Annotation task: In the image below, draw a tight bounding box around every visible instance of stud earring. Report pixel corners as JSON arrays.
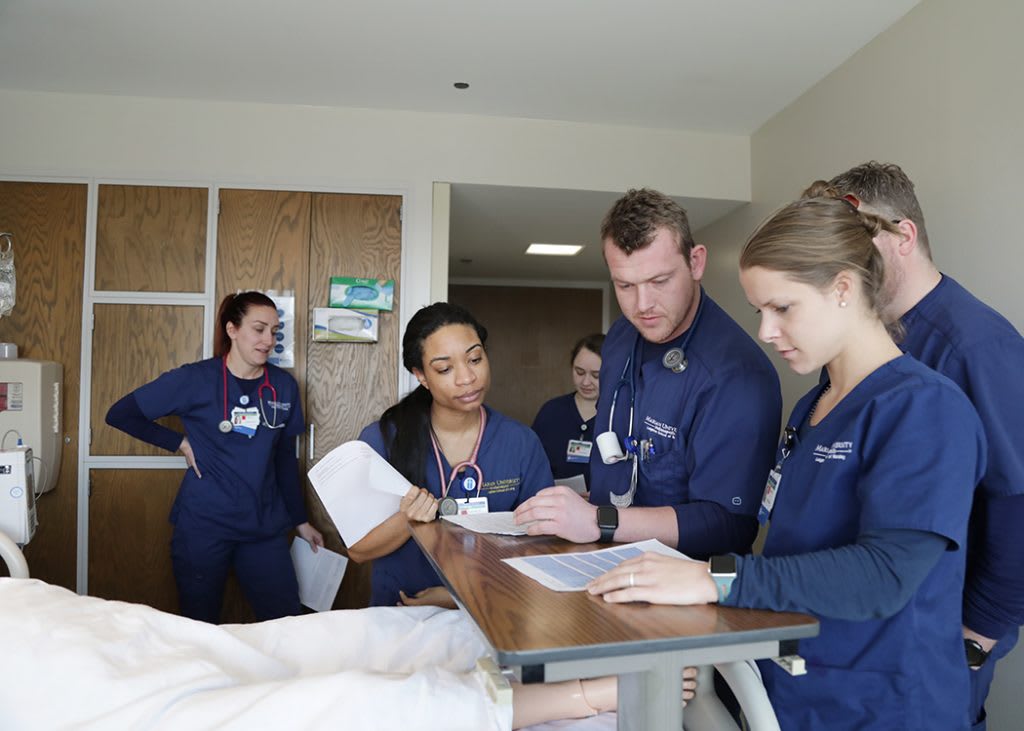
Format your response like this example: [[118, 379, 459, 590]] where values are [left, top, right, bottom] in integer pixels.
[[839, 300, 848, 308]]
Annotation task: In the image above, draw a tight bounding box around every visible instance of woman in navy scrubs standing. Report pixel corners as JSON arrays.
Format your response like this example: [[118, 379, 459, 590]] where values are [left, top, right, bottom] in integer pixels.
[[531, 333, 604, 492], [588, 186, 987, 730], [106, 291, 323, 622], [349, 302, 553, 607]]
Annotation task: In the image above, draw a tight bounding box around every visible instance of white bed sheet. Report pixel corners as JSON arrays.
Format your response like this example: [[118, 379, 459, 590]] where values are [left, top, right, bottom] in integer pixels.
[[0, 578, 511, 731]]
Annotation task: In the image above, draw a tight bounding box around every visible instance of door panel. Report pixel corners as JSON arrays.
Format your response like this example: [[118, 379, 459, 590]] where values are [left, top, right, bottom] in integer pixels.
[[306, 193, 402, 609], [449, 285, 603, 426], [0, 181, 86, 589], [95, 185, 207, 292], [90, 304, 204, 456], [216, 189, 311, 401], [88, 469, 255, 622]]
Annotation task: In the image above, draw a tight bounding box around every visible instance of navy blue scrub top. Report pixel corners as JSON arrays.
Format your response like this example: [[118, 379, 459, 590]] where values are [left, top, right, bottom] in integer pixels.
[[901, 274, 1024, 645], [531, 392, 596, 488], [133, 357, 305, 539], [360, 405, 553, 606], [760, 355, 986, 731], [588, 294, 781, 545]]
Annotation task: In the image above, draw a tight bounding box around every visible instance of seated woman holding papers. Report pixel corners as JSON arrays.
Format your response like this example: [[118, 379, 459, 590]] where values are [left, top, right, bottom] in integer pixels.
[[347, 302, 553, 608]]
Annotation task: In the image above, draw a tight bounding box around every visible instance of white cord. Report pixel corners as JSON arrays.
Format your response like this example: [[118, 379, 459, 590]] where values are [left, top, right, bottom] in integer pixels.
[[1, 428, 22, 450], [31, 454, 46, 498]]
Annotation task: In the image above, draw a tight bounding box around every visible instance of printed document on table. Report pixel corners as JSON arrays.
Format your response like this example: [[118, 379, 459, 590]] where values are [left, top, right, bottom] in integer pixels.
[[290, 537, 348, 612], [307, 440, 412, 546], [442, 511, 536, 535], [503, 539, 694, 592]]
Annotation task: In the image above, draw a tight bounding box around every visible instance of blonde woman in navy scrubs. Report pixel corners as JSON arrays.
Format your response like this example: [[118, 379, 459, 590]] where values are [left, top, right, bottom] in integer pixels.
[[106, 291, 323, 622], [348, 302, 553, 607], [531, 333, 604, 491], [588, 187, 987, 730]]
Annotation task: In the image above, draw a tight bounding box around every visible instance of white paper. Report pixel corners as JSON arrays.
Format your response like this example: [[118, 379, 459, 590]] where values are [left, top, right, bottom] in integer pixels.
[[307, 440, 412, 546], [554, 473, 587, 494], [289, 537, 348, 612], [502, 539, 695, 592], [441, 511, 537, 536]]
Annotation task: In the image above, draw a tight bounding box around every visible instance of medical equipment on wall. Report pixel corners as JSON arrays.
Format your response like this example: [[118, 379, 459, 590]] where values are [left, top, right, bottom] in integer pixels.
[[430, 406, 486, 517], [0, 233, 15, 318], [595, 297, 705, 506], [0, 447, 37, 545], [218, 357, 285, 434], [312, 307, 379, 342], [328, 277, 394, 311], [0, 359, 62, 495]]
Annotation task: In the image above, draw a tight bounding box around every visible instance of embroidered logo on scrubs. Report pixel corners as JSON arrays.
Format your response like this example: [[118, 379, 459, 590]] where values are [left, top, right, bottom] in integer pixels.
[[265, 400, 292, 411], [483, 478, 521, 494], [643, 416, 677, 440], [812, 440, 853, 463]]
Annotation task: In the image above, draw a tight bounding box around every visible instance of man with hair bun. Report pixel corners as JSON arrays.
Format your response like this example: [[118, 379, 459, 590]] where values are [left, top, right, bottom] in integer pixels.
[[830, 161, 1024, 731]]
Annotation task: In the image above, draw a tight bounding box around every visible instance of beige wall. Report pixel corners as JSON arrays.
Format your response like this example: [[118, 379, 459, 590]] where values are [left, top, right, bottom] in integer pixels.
[[0, 88, 750, 339], [697, 0, 1024, 725]]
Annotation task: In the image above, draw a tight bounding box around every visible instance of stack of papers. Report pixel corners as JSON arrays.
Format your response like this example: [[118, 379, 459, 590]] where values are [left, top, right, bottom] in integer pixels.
[[307, 440, 412, 546], [441, 511, 535, 536]]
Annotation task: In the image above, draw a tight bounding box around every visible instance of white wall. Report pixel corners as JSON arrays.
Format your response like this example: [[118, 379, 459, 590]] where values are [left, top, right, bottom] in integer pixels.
[[697, 0, 1024, 726], [0, 88, 750, 322]]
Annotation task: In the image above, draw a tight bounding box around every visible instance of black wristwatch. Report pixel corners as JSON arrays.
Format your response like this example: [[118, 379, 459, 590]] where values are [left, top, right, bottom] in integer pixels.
[[596, 505, 618, 543], [964, 639, 991, 669]]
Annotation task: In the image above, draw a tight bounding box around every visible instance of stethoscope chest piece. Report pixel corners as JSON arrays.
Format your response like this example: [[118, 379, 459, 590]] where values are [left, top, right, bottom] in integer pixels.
[[438, 497, 459, 517], [662, 347, 687, 373], [218, 419, 233, 434]]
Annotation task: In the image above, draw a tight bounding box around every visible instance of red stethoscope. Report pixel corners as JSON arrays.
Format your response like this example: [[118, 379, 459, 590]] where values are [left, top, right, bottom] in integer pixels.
[[429, 405, 486, 516], [217, 356, 284, 433]]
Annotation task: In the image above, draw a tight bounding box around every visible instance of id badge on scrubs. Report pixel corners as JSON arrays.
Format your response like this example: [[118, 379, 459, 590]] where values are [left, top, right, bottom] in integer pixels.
[[230, 406, 260, 437], [566, 439, 593, 463], [758, 467, 781, 524], [455, 496, 489, 515]]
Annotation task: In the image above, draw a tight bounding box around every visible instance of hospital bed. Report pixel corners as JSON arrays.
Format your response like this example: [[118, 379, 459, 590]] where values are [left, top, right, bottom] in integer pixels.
[[0, 531, 779, 731]]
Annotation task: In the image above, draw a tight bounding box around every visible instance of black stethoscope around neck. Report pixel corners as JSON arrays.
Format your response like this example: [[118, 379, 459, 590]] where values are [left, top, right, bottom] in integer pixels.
[[217, 356, 284, 434], [597, 291, 706, 466]]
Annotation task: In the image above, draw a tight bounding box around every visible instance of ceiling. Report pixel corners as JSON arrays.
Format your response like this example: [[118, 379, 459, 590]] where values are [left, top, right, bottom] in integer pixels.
[[0, 0, 921, 282], [449, 184, 744, 281]]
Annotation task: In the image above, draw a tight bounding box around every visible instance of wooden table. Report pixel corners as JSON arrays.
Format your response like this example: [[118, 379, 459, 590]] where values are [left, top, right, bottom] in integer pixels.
[[410, 521, 818, 731]]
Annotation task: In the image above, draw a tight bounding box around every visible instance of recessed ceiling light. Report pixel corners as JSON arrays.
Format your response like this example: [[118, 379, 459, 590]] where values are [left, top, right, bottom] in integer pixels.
[[454, 82, 470, 90], [526, 243, 583, 256]]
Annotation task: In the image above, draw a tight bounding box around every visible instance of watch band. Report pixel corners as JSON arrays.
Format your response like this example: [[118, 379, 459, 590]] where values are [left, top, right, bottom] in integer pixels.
[[596, 506, 618, 543], [709, 554, 737, 603]]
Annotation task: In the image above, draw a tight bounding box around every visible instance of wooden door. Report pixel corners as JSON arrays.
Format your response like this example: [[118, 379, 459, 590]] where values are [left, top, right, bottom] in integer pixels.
[[305, 192, 402, 608], [87, 184, 210, 611], [449, 285, 604, 426], [0, 182, 86, 586]]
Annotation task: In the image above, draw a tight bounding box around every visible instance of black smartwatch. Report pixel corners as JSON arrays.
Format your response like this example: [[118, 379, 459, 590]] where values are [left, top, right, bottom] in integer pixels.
[[596, 505, 618, 543], [964, 639, 991, 669]]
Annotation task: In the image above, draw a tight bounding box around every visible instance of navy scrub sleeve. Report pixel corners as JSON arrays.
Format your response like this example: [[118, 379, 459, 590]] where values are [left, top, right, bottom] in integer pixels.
[[360, 406, 552, 606]]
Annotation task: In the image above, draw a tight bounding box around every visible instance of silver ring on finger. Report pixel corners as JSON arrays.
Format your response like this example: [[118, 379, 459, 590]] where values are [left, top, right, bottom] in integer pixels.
[[629, 572, 635, 588]]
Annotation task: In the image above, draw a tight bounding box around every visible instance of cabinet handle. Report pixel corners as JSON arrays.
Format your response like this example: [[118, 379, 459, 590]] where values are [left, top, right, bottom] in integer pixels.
[[308, 423, 315, 462]]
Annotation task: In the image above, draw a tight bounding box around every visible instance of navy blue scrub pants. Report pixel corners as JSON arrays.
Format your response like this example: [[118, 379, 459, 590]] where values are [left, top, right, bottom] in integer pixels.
[[170, 526, 301, 623]]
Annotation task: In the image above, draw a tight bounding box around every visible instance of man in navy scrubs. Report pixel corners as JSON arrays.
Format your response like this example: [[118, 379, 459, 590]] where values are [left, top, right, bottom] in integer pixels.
[[516, 189, 782, 559], [831, 161, 1024, 731]]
